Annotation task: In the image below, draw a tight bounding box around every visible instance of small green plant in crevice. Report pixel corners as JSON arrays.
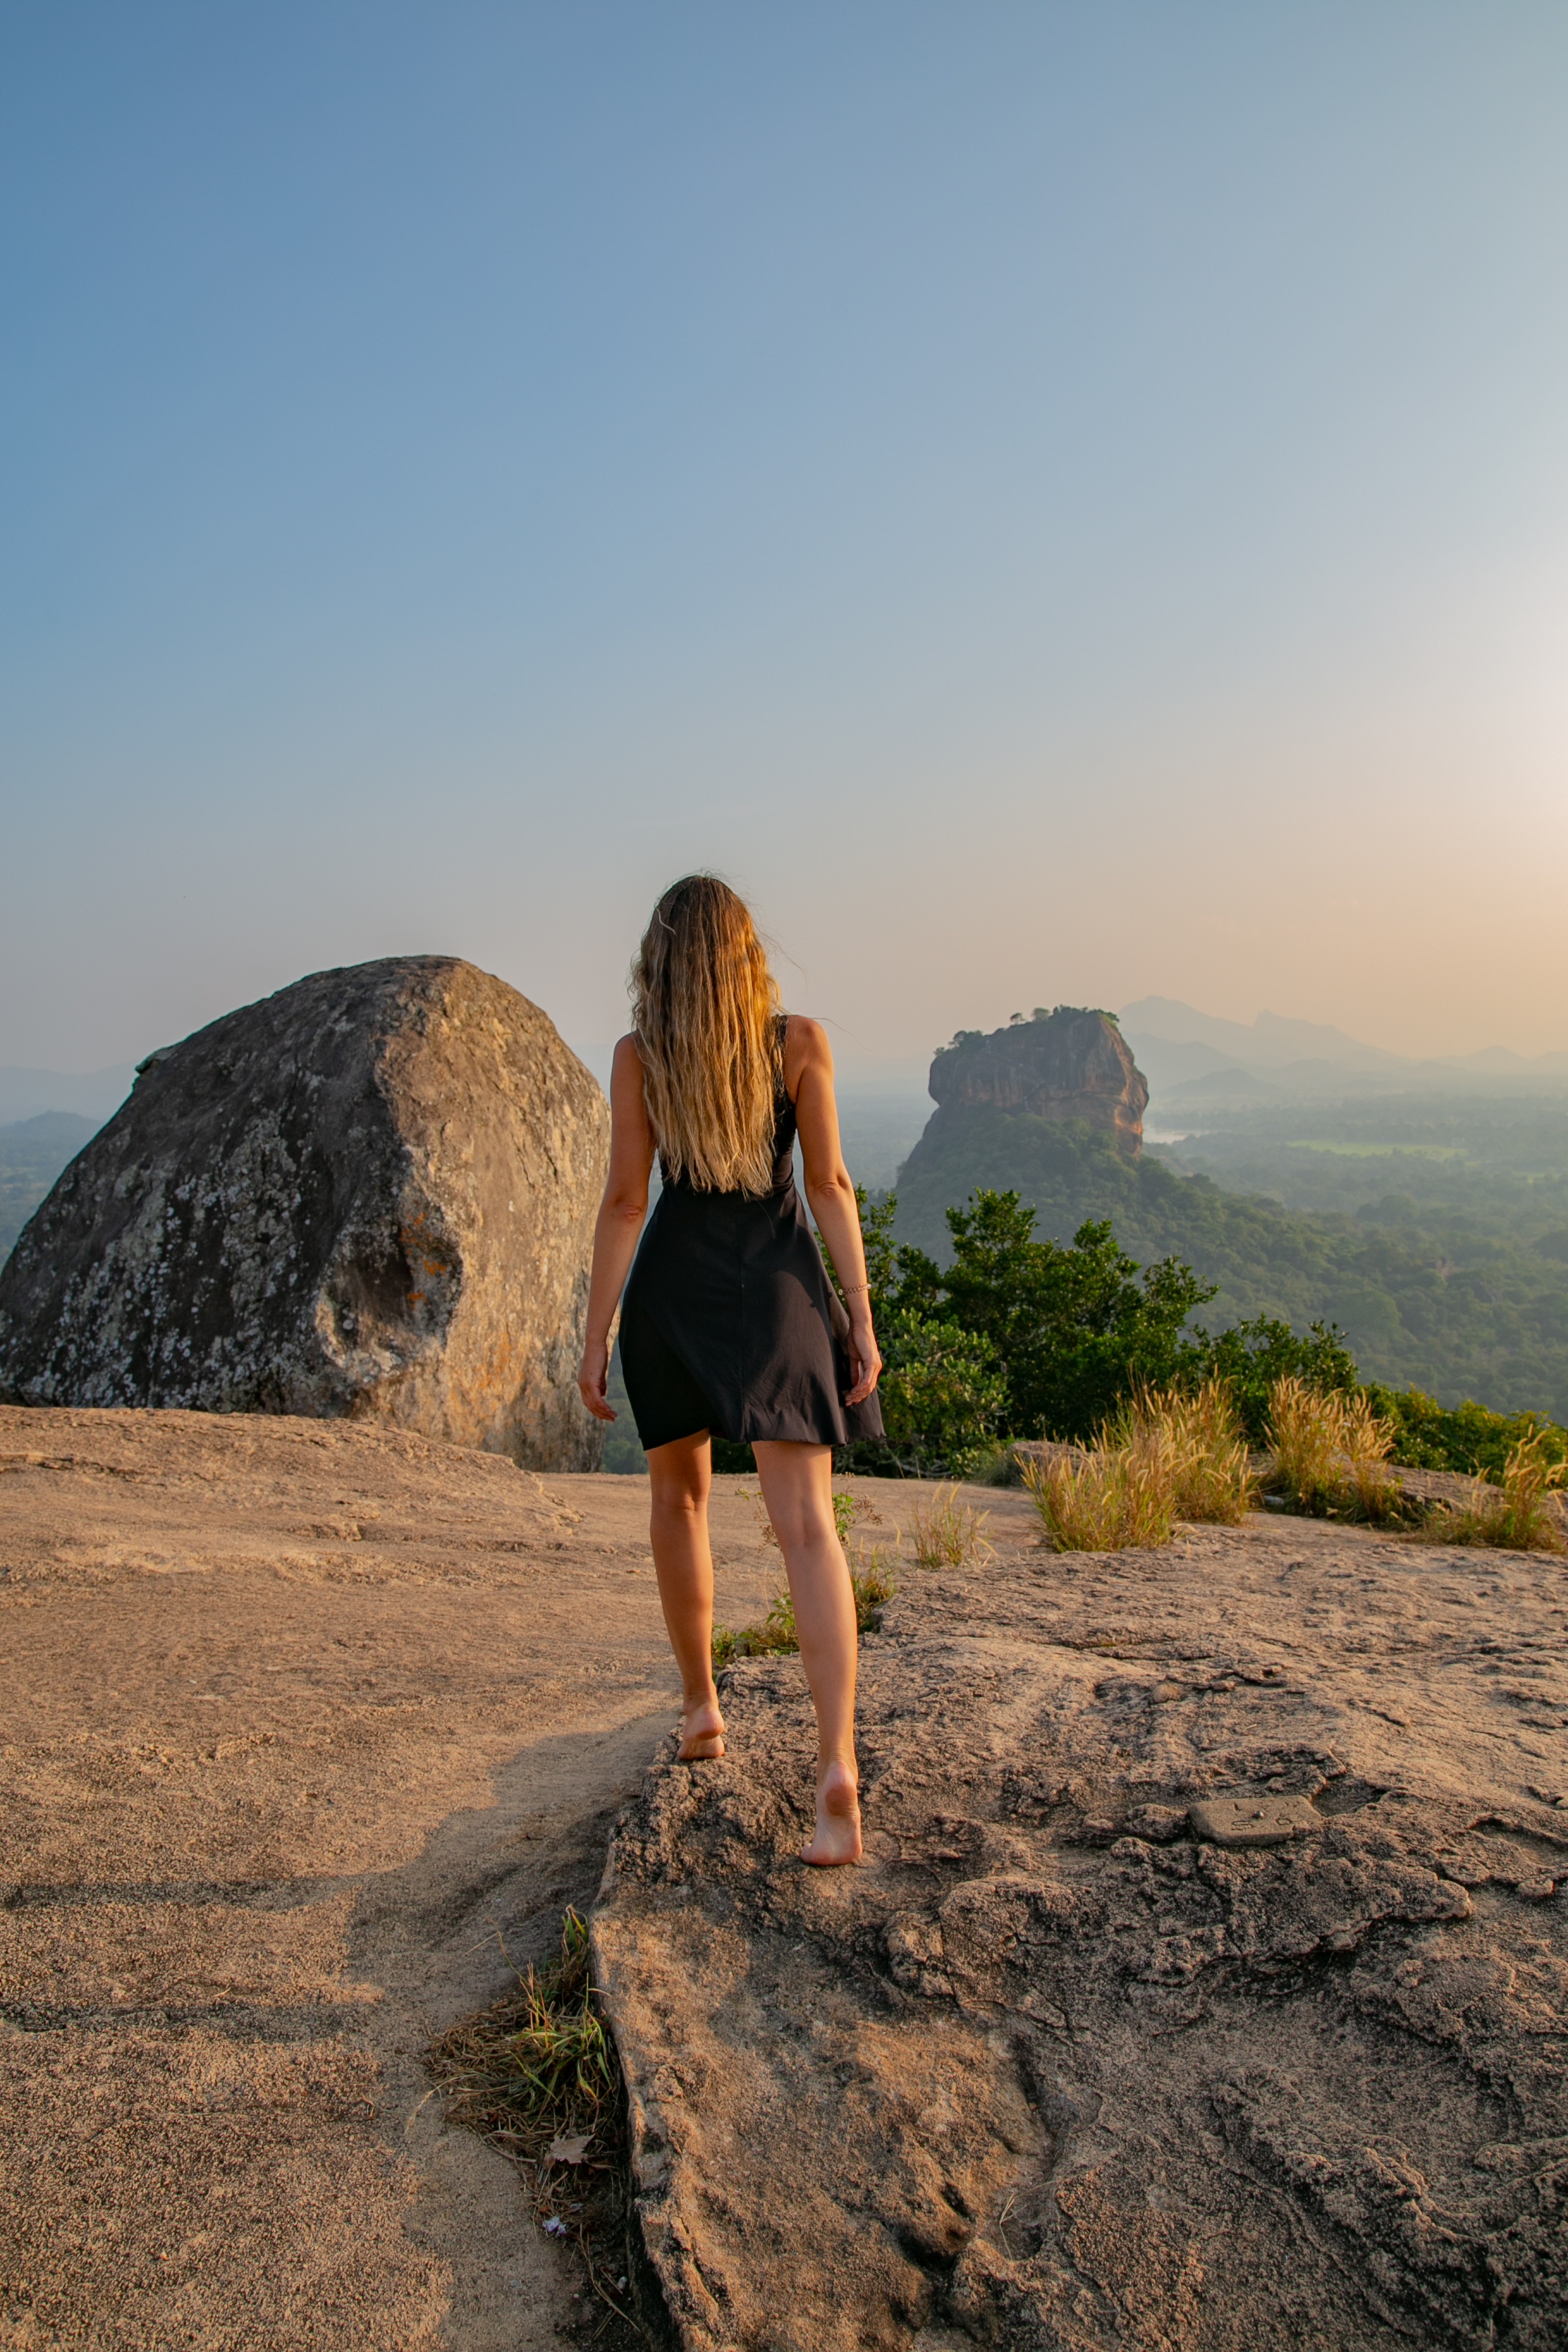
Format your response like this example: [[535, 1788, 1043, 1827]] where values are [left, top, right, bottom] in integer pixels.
[[711, 1587, 800, 1668], [427, 1911, 640, 2331], [1425, 1428, 1567, 1554], [714, 1492, 897, 1668], [429, 1908, 614, 2160]]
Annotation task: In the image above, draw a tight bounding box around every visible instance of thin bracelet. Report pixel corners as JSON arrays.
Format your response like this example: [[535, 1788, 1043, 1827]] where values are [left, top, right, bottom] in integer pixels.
[[841, 1280, 870, 1297]]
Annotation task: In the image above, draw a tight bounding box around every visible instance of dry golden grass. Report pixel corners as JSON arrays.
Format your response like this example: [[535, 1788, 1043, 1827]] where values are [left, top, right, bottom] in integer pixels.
[[1428, 1427, 1567, 1554], [1022, 1444, 1178, 1553], [1112, 1381, 1256, 1525], [906, 1484, 995, 1569], [1339, 1389, 1399, 1518], [1265, 1377, 1401, 1521], [1025, 1379, 1256, 1553], [1266, 1376, 1344, 1512]]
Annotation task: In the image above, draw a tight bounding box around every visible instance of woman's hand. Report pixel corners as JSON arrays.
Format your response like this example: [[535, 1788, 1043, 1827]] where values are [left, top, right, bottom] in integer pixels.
[[844, 1312, 883, 1407], [578, 1334, 616, 1422]]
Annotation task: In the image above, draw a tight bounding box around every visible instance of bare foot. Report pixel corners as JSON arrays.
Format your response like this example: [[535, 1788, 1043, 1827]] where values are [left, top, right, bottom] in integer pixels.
[[801, 1760, 862, 1866], [676, 1699, 726, 1762]]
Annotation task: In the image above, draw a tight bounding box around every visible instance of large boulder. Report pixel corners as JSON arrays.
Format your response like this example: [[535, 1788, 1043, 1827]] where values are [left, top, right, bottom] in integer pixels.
[[0, 957, 609, 1469], [927, 1007, 1147, 1155]]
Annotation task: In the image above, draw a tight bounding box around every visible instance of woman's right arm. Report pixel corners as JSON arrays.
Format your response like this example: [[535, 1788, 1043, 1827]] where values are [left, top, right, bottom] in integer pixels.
[[577, 1035, 656, 1423]]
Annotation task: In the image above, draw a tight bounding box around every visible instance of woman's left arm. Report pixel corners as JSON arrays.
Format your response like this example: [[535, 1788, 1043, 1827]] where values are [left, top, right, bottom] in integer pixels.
[[789, 1017, 883, 1406], [577, 1035, 656, 1422]]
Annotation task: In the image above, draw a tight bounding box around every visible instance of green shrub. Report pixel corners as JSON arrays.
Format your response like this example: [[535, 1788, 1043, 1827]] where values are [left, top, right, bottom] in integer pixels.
[[1180, 1315, 1359, 1444], [876, 1308, 1009, 1473], [822, 1186, 1567, 1504], [1366, 1385, 1568, 1479], [838, 1190, 1210, 1447]]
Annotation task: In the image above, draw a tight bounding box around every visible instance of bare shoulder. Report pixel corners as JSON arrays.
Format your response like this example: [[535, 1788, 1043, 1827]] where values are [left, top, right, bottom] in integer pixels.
[[783, 1014, 833, 1089], [609, 1034, 649, 1110]]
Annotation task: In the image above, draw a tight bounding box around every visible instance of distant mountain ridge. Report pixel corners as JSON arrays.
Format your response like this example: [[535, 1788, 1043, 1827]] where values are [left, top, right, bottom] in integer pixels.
[[1120, 998, 1568, 1106], [0, 1064, 136, 1126]]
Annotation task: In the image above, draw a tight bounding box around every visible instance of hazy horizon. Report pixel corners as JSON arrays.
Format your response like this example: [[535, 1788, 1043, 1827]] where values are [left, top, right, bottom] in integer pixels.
[[6, 4, 1568, 1073], [6, 980, 1566, 1112]]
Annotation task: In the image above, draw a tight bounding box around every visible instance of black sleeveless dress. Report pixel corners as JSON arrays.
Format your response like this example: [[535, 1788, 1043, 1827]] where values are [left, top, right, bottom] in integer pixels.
[[618, 1071, 887, 1455]]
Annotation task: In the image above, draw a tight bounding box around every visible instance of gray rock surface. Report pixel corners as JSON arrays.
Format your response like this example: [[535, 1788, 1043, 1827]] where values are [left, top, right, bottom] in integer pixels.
[[594, 1498, 1568, 2350], [0, 957, 607, 1469], [925, 1011, 1147, 1157]]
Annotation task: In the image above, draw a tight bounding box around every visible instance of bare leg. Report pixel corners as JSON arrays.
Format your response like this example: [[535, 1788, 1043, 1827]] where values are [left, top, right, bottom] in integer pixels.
[[751, 1441, 861, 1865], [646, 1432, 725, 1760]]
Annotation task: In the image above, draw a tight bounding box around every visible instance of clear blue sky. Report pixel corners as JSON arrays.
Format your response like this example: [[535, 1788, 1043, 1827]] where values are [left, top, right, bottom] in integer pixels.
[[5, 1, 1567, 1075]]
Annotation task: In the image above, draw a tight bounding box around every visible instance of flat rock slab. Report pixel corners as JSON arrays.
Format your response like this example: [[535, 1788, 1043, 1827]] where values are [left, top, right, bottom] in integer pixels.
[[0, 1406, 785, 2350], [595, 1498, 1568, 2351], [1189, 1793, 1320, 1847]]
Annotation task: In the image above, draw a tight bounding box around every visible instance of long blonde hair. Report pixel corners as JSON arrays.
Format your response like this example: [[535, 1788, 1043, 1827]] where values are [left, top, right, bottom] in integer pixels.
[[632, 875, 783, 1194]]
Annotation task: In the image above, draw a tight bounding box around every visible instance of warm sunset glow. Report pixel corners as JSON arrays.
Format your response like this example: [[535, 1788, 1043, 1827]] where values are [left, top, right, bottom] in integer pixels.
[[5, 6, 1567, 1073]]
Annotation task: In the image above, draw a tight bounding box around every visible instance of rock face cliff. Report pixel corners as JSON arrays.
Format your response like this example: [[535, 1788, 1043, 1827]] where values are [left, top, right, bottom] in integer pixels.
[[0, 957, 608, 1469], [926, 1008, 1147, 1156], [595, 1502, 1568, 2352]]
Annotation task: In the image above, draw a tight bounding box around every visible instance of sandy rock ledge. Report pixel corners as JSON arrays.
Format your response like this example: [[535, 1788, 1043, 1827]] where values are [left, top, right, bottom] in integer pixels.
[[0, 1408, 787, 2350], [594, 1500, 1568, 2351]]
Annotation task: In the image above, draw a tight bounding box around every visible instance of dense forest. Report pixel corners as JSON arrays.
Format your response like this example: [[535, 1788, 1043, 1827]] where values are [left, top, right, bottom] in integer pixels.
[[892, 1100, 1568, 1423]]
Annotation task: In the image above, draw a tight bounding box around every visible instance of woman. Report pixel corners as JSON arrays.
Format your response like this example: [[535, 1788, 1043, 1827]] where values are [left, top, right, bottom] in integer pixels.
[[577, 876, 885, 1867]]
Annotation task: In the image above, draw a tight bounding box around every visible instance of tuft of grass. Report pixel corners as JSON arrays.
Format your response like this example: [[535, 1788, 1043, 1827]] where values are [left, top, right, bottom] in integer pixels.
[[1266, 1375, 1344, 1513], [1426, 1428, 1567, 1554], [1024, 1379, 1256, 1553], [907, 1484, 994, 1569], [849, 1553, 898, 1624], [1264, 1376, 1404, 1522], [1022, 1442, 1177, 1553], [1339, 1389, 1399, 1520], [712, 1589, 801, 1668], [428, 1910, 615, 2157], [427, 1911, 641, 2331], [1109, 1381, 1256, 1525]]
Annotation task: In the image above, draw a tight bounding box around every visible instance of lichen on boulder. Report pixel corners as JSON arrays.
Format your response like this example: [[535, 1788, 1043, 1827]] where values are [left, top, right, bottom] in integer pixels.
[[0, 956, 608, 1469]]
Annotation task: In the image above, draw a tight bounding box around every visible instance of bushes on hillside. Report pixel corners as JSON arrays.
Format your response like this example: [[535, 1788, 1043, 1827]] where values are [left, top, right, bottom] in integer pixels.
[[824, 1186, 1568, 1485], [1363, 1385, 1568, 1478], [840, 1189, 1211, 1459]]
